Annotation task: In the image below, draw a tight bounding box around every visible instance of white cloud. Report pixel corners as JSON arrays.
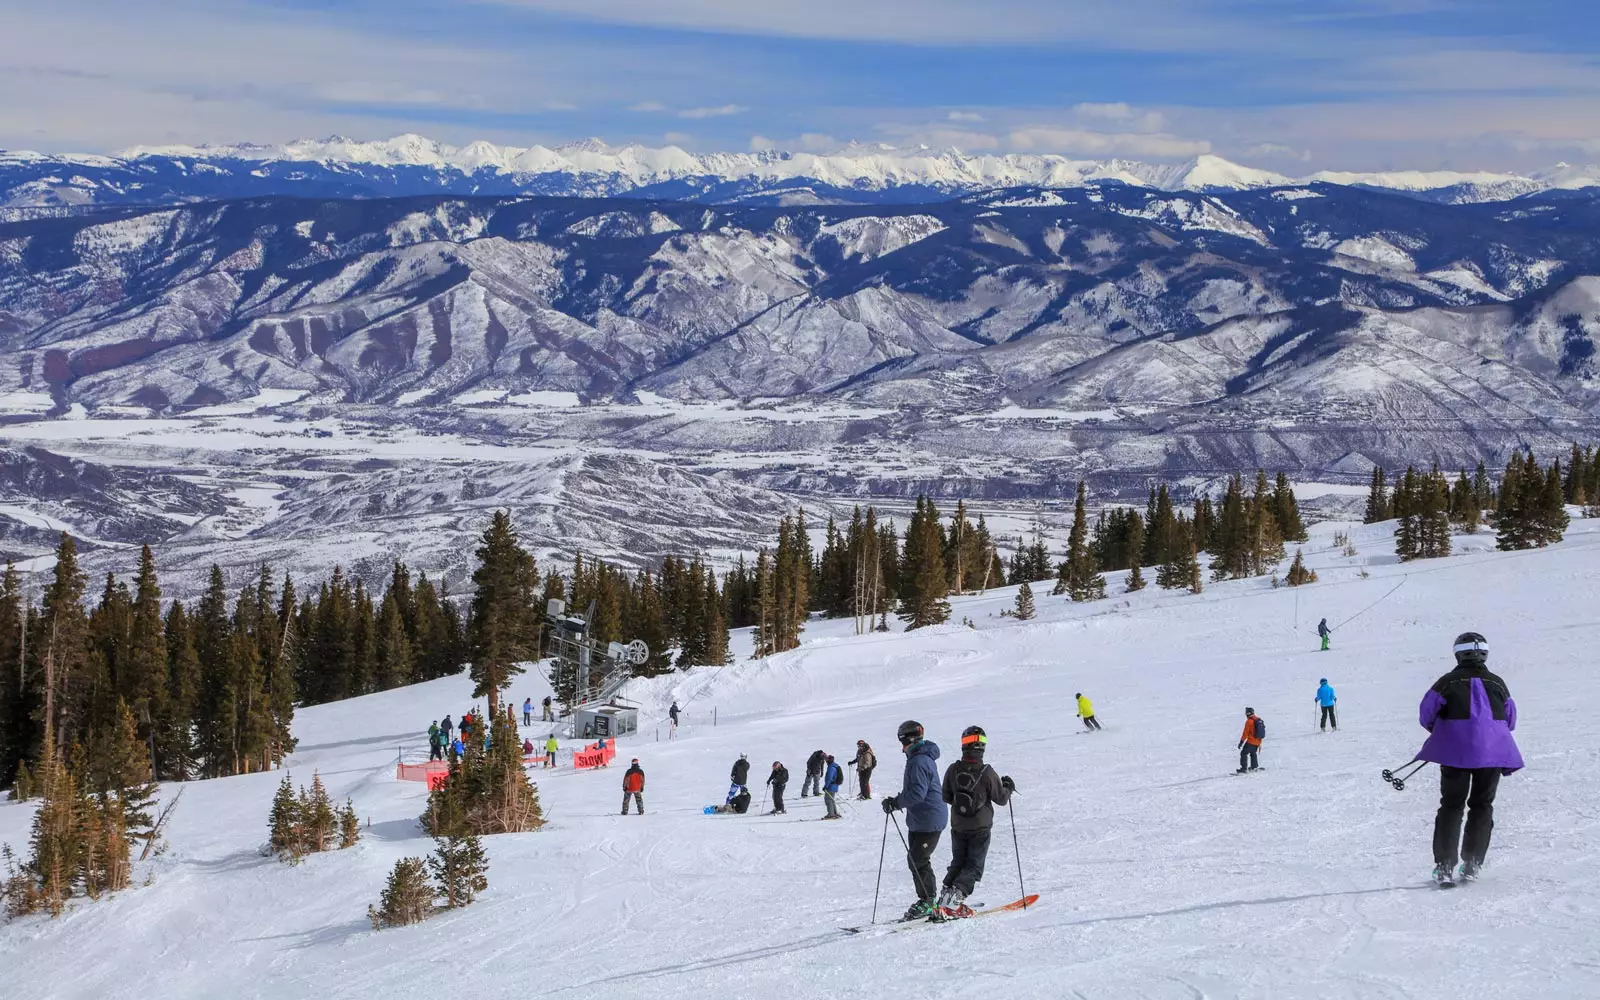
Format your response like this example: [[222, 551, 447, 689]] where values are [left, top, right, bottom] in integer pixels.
[[947, 110, 985, 122], [663, 131, 694, 145], [1006, 126, 1210, 158], [678, 104, 748, 119], [629, 101, 669, 113], [1073, 102, 1136, 120]]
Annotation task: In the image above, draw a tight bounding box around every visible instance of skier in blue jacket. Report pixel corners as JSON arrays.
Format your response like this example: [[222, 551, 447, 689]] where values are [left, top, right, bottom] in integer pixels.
[[882, 720, 948, 920], [1315, 678, 1338, 731], [821, 754, 844, 820]]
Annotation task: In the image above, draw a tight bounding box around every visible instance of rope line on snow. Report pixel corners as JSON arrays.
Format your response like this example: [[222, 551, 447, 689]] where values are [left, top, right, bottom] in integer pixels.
[[1330, 575, 1408, 632]]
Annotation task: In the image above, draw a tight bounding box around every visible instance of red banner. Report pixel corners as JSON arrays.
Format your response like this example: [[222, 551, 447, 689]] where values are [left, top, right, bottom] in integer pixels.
[[572, 741, 617, 770]]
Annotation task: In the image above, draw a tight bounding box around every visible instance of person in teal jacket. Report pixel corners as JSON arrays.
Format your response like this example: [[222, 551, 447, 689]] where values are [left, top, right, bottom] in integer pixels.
[[1315, 678, 1338, 731]]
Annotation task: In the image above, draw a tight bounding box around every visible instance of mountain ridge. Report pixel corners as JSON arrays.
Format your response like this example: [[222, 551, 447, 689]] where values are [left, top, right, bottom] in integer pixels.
[[3, 134, 1598, 209]]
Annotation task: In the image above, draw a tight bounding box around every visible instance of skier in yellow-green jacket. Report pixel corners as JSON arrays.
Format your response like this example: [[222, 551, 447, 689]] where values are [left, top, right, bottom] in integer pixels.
[[1075, 692, 1102, 732]]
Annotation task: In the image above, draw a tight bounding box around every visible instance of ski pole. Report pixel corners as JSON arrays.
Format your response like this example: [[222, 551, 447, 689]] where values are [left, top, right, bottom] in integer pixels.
[[871, 811, 889, 925], [1008, 798, 1028, 908], [1381, 759, 1429, 791]]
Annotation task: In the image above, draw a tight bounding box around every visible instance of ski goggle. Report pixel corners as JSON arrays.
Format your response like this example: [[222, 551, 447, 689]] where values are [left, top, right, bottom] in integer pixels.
[[961, 732, 987, 747], [1454, 639, 1488, 654]]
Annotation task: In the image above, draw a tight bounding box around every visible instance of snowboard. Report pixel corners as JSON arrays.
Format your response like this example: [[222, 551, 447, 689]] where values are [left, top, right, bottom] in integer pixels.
[[842, 894, 1039, 935]]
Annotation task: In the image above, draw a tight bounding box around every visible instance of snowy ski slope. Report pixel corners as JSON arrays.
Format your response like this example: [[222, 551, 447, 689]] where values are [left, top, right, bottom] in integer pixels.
[[3, 517, 1599, 1000]]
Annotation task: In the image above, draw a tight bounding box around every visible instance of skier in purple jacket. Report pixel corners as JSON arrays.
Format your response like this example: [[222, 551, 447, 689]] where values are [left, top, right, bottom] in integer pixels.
[[1417, 632, 1523, 886]]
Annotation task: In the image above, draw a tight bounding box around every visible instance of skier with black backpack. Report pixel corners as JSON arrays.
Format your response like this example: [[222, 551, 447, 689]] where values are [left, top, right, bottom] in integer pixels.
[[1237, 708, 1265, 773], [935, 725, 1013, 920]]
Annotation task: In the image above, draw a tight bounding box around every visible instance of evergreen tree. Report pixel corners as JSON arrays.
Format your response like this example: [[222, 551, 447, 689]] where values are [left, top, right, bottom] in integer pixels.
[[1272, 473, 1307, 542], [1395, 467, 1421, 560], [467, 512, 540, 717], [898, 498, 951, 629], [1285, 549, 1317, 586], [304, 772, 336, 853], [1210, 475, 1251, 580], [1055, 482, 1105, 602], [33, 534, 91, 755], [268, 774, 304, 859], [1364, 467, 1390, 523], [1157, 522, 1197, 590], [1013, 580, 1035, 621], [428, 833, 488, 910], [0, 563, 29, 789], [160, 602, 200, 780], [370, 856, 433, 928], [1494, 455, 1529, 551], [1191, 495, 1217, 554], [375, 592, 413, 691], [1144, 485, 1179, 568], [339, 799, 361, 849], [1124, 514, 1147, 593]]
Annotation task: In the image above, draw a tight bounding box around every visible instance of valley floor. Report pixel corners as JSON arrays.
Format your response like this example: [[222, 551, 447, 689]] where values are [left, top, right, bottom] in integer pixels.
[[4, 518, 1599, 999]]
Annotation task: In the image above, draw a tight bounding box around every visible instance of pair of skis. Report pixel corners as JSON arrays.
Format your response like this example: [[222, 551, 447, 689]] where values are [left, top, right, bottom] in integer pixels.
[[842, 894, 1040, 935]]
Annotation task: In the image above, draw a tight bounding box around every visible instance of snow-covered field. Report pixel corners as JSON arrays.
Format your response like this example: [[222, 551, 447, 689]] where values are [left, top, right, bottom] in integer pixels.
[[4, 517, 1599, 999]]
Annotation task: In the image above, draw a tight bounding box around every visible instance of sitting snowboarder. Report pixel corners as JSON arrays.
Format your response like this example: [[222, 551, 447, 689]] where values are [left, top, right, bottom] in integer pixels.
[[936, 726, 1013, 920]]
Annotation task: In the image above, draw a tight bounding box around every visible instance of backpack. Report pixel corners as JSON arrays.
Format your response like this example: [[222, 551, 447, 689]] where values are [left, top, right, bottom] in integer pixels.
[[1253, 717, 1266, 740], [951, 762, 990, 818]]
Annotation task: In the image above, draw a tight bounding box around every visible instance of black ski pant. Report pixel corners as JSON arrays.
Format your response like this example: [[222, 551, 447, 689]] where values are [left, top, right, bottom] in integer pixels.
[[943, 828, 992, 897], [621, 792, 644, 815], [1082, 715, 1101, 731], [1319, 706, 1337, 730], [429, 744, 442, 761], [1434, 765, 1500, 867], [858, 767, 874, 798], [770, 783, 785, 812], [906, 829, 942, 902], [1239, 745, 1259, 770]]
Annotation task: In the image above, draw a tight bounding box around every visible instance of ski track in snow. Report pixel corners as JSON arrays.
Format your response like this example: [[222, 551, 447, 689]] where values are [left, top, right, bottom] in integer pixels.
[[4, 518, 1600, 999]]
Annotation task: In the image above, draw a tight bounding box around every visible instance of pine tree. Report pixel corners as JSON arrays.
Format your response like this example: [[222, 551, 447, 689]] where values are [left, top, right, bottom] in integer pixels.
[[160, 602, 200, 780], [339, 799, 361, 849], [20, 731, 80, 915], [1364, 467, 1390, 523], [1494, 455, 1528, 551], [1395, 467, 1421, 560], [1210, 475, 1250, 580], [428, 833, 488, 910], [1124, 514, 1146, 592], [303, 772, 336, 853], [1536, 461, 1571, 546], [1013, 581, 1035, 621], [1057, 482, 1105, 602], [898, 498, 951, 629], [1272, 473, 1307, 542], [1285, 549, 1317, 586], [269, 774, 303, 859], [0, 563, 28, 790], [370, 856, 433, 928], [375, 592, 413, 691], [34, 533, 91, 754], [467, 511, 540, 717]]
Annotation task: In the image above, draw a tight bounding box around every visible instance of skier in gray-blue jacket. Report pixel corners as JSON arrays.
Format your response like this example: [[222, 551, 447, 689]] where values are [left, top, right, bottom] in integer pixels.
[[882, 720, 948, 920]]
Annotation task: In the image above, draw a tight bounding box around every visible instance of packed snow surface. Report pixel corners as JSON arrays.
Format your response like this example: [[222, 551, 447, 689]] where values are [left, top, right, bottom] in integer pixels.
[[4, 518, 1599, 999]]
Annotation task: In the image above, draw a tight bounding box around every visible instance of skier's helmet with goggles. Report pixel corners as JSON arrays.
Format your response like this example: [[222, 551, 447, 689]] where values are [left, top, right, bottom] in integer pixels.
[[960, 725, 987, 753], [1453, 632, 1488, 664], [896, 720, 924, 746]]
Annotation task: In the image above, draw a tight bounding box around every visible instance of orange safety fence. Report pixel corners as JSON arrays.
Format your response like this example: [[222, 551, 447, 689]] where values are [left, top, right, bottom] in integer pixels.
[[573, 741, 617, 770], [397, 759, 451, 790]]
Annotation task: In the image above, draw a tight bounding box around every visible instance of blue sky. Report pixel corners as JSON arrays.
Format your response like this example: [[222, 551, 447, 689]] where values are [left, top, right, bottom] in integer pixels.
[[3, 0, 1599, 171]]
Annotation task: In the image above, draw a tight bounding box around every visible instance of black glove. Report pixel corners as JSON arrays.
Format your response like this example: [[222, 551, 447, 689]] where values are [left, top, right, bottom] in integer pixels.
[[882, 796, 900, 814], [1001, 775, 1015, 793], [1237, 742, 1244, 750]]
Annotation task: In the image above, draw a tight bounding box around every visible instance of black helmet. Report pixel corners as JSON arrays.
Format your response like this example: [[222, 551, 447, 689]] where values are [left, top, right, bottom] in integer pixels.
[[960, 725, 987, 753], [1454, 631, 1488, 663], [1245, 707, 1255, 716], [897, 720, 924, 746]]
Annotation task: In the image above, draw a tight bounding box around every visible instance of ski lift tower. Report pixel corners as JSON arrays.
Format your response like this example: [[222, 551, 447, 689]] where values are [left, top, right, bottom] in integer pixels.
[[540, 598, 648, 736]]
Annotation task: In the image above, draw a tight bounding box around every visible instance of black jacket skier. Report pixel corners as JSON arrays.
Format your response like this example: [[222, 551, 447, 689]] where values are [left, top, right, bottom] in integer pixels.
[[730, 754, 750, 788], [936, 725, 1013, 919], [767, 762, 789, 814], [803, 749, 826, 797]]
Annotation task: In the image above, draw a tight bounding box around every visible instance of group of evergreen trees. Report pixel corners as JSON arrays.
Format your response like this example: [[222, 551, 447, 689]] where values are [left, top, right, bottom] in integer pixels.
[[2, 706, 161, 917], [1366, 448, 1588, 560], [369, 833, 489, 929], [267, 772, 360, 862]]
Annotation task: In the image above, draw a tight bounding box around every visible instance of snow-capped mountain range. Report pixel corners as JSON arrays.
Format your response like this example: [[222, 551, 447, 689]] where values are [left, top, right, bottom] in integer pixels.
[[3, 134, 1599, 209]]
